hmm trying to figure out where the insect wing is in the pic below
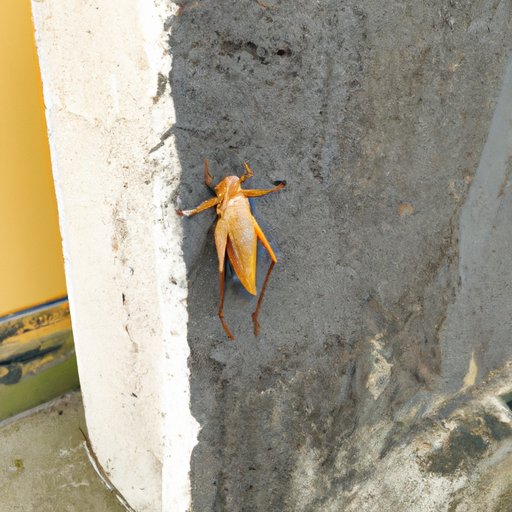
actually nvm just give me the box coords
[224,198,258,295]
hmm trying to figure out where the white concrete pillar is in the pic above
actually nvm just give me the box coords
[31,2,197,511]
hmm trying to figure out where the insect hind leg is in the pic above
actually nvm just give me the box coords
[215,220,235,339]
[219,269,235,340]
[252,261,275,336]
[251,217,277,336]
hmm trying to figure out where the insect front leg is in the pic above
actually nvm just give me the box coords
[204,159,215,190]
[240,161,254,183]
[242,181,286,197]
[176,196,218,217]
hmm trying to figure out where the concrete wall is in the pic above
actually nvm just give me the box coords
[35,0,512,510]
[32,1,197,511]
[172,1,512,510]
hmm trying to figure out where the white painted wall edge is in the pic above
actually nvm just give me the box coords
[31,1,198,511]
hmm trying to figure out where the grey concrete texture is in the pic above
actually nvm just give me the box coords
[168,1,512,510]
[0,392,125,512]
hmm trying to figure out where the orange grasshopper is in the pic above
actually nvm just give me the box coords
[177,160,285,339]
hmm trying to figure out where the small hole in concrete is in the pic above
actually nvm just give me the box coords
[275,47,291,56]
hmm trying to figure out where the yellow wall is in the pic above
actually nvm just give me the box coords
[0,0,66,315]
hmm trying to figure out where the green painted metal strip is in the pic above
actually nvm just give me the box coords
[0,298,80,421]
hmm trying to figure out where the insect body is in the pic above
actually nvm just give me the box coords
[177,160,285,339]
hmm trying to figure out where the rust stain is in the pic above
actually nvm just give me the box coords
[398,203,414,217]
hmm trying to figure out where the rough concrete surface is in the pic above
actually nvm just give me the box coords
[32,1,197,510]
[168,0,512,510]
[0,392,125,512]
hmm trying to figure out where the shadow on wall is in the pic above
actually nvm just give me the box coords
[167,1,512,510]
